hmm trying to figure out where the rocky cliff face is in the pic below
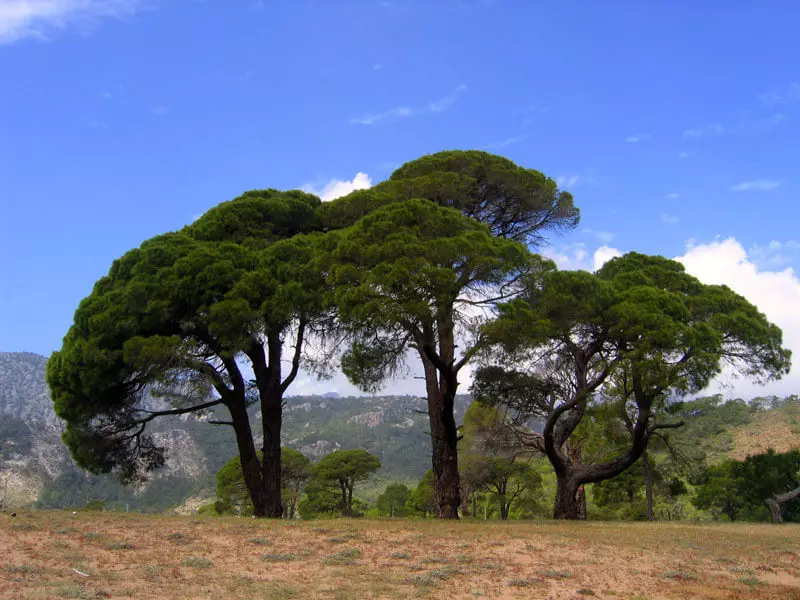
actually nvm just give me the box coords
[0,351,472,511]
[0,353,71,507]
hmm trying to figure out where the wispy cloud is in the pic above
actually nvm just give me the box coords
[730,179,781,192]
[302,172,372,202]
[487,134,527,150]
[556,174,580,189]
[678,150,695,159]
[665,192,681,200]
[759,83,800,106]
[350,84,467,125]
[683,113,784,139]
[0,0,143,44]
[624,133,651,143]
[151,105,169,116]
[661,213,680,225]
[583,228,616,244]
[750,240,800,268]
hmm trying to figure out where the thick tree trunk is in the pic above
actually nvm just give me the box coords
[260,388,283,518]
[765,498,783,524]
[577,485,587,520]
[500,500,510,520]
[228,398,268,517]
[765,484,800,524]
[642,450,655,521]
[553,474,582,520]
[421,355,461,519]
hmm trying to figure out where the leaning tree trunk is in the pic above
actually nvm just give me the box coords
[642,450,656,521]
[765,484,800,524]
[554,474,583,520]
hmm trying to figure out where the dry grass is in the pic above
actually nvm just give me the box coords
[731,407,800,460]
[2,510,800,599]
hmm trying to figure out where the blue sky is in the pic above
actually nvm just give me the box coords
[1,1,798,396]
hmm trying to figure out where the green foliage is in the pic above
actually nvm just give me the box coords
[475,252,791,517]
[376,483,411,517]
[406,470,436,517]
[319,150,579,245]
[693,449,800,522]
[459,402,542,519]
[46,185,329,517]
[313,449,380,517]
[214,448,313,516]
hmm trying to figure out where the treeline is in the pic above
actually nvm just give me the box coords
[46,150,791,521]
[202,395,800,524]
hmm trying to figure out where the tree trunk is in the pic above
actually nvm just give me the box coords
[261,387,283,518]
[765,497,783,524]
[553,474,582,520]
[472,490,477,519]
[765,484,800,524]
[642,450,655,521]
[500,500,510,520]
[577,485,587,520]
[421,355,460,519]
[228,398,268,517]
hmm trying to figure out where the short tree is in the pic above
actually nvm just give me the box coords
[215,447,312,517]
[314,449,380,517]
[376,483,411,517]
[475,253,791,519]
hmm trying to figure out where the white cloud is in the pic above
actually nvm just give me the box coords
[593,246,623,271]
[661,213,680,225]
[302,172,373,202]
[624,133,651,143]
[0,0,142,44]
[350,84,467,125]
[556,174,580,189]
[678,150,695,159]
[730,179,781,192]
[759,82,800,106]
[373,64,383,71]
[677,238,800,398]
[151,105,169,116]
[665,192,681,200]
[487,134,527,149]
[750,240,800,269]
[683,113,784,139]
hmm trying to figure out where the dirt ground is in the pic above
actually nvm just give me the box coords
[2,510,800,599]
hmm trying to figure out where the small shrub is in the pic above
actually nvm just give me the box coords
[421,555,449,564]
[107,541,135,550]
[166,532,188,544]
[507,578,542,587]
[322,548,361,565]
[536,569,572,579]
[577,589,596,596]
[391,551,411,559]
[11,523,40,532]
[263,553,297,563]
[327,533,360,544]
[182,556,212,568]
[83,532,104,541]
[738,576,761,586]
[2,564,40,575]
[248,537,271,545]
[664,571,697,581]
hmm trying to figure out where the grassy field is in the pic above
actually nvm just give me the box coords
[2,511,800,599]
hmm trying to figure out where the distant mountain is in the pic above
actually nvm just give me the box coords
[0,351,470,511]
